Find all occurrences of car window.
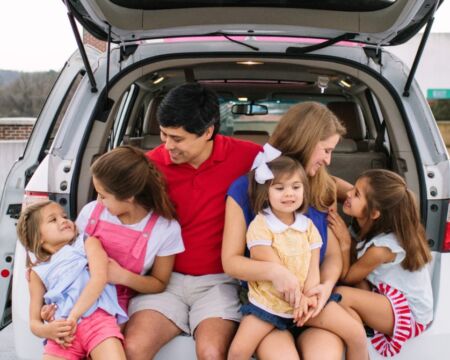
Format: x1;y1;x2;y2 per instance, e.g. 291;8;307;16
40;72;84;161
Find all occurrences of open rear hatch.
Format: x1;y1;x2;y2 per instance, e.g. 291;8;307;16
68;0;441;46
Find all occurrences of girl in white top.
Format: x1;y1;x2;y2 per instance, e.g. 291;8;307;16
328;169;433;357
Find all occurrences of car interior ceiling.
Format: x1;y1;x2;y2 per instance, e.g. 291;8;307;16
79;58;421;213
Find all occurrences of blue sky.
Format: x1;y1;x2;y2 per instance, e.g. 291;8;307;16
1;0;449;72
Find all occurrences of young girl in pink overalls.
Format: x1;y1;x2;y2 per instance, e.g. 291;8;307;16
76;146;184;314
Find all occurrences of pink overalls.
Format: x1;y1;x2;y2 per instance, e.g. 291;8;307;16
85;202;159;312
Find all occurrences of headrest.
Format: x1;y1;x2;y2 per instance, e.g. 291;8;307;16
327;101;365;141
143;95;164;135
333;138;358;153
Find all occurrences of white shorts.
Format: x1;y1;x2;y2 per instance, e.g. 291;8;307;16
128;272;242;335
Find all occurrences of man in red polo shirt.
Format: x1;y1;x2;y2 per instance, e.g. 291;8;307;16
126;83;261;360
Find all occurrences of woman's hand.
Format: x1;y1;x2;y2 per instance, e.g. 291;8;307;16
270;264;302;308
327;209;351;250
304;280;334;318
294;294;317;326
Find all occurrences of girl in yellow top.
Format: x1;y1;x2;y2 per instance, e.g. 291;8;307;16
228;148;368;360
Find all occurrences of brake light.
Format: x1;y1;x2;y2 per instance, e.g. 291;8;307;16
443;201;450;252
22;191;49;209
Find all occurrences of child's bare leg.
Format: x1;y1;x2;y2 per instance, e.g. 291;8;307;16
228;315;276;360
306;302;368;360
90;337;126;360
43;356;66;360
355;280;371;291
335;286;394;336
256;328;300;360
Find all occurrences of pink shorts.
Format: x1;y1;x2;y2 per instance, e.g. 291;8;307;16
371;283;426;357
44;308;124;360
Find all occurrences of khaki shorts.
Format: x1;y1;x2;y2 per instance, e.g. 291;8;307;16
128;272;242;335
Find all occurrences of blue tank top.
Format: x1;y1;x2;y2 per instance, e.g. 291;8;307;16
227;175;328;262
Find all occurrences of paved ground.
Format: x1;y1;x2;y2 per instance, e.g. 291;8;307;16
0;324;17;359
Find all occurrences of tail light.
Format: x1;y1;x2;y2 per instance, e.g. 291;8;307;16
22;191;49;209
442;201;450;252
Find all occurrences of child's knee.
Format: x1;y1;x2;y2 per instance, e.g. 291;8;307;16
228;341;251;360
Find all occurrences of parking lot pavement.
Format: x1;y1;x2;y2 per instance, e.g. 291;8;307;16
0;324;17;359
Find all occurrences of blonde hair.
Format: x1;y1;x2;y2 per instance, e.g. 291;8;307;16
269;102;346;211
91;146;176;219
359;169;432;271
249;156;309;215
16;200;54;265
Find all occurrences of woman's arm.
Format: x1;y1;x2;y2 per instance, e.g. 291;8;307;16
29;271;73;341
67;236;108;323
305;229;342;317
107;254;175;294
341;246;395;285
222;197;301;306
327;208;352;279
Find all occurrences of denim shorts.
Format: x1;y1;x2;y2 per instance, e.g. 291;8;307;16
240;303;294;330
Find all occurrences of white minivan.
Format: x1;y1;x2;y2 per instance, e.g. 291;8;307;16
1;0;449;358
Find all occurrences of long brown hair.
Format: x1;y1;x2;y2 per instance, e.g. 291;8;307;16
269;102;346;211
249;156;309;215
91;146;176;219
359;169;431;271
17;200;55;265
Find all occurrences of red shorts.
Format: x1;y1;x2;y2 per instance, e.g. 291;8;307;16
371;283;426;357
44;308;123;360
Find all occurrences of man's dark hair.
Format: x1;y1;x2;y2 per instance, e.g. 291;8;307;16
157;83;220;139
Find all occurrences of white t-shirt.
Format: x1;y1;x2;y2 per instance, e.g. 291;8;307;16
76;201;184;274
357;232;433;325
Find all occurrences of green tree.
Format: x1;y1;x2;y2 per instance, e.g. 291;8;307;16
0;71;58;117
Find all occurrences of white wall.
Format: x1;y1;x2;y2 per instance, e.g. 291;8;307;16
0;141;27;197
389;33;450;97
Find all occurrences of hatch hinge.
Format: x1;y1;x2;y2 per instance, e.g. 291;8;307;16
403;2;439;97
120;44;139;62
364;47;382;66
286;33;357;55
64;0;98;93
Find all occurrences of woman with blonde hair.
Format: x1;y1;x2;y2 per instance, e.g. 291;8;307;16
223;102;351;359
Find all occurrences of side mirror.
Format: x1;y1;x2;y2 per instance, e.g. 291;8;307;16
231;104;268;115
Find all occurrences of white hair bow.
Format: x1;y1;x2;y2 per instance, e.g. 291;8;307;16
251;143;282;184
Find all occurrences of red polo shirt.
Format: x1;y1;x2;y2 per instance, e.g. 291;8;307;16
148;135;261;275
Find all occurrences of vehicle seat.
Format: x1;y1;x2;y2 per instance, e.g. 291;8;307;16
327;101;387;184
140;95;164;150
